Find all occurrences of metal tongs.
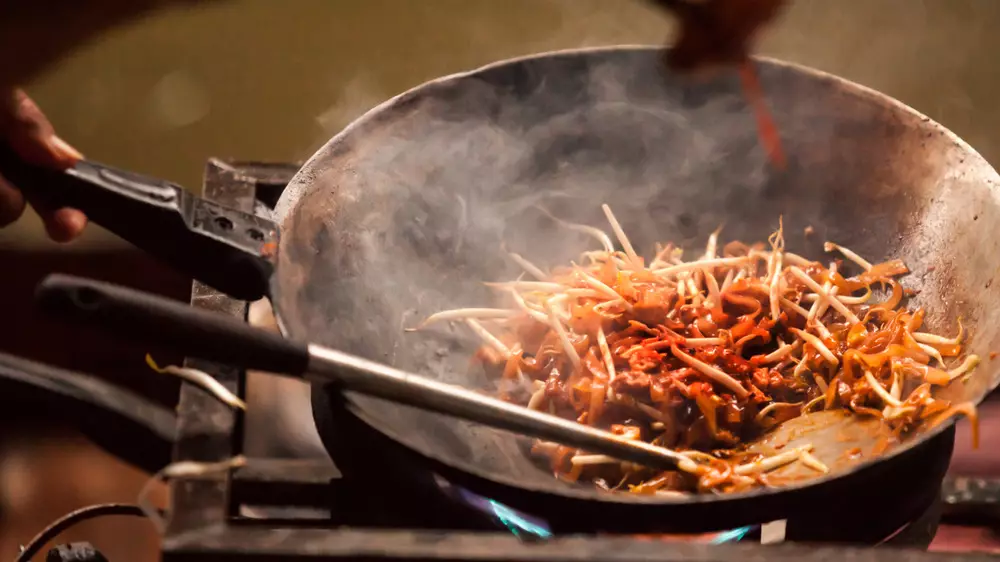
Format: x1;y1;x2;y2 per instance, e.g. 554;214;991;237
36;274;689;472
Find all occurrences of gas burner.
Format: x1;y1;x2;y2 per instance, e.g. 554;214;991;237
13;160;1000;562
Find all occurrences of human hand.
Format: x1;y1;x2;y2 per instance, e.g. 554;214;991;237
0;1;207;243
0;89;88;242
649;0;788;72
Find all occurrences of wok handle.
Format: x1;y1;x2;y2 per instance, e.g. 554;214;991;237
36;274;310;375
0;144;276;301
0;352;176;473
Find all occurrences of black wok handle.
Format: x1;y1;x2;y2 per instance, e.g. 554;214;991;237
0;352;176;473
36;274;310;375
0;144;276;301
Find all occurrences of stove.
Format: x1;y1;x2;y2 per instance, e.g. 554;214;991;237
28;160;1000;562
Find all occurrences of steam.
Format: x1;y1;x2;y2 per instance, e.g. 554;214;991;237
304;1;672;156
250;1;1000;482
284;51;804;386
280;3;982;395
315;74;391;139
262;5;1000;479
276;49;816;475
279;40;969;404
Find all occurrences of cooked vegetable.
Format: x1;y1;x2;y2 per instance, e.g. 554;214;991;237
145;354;246;411
413;206;979;494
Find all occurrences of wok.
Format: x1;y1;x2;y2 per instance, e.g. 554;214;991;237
2;46;998;534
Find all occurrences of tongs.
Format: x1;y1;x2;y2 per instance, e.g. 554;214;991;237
36;274;690;472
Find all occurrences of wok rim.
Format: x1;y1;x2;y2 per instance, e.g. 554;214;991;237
273;45;995;506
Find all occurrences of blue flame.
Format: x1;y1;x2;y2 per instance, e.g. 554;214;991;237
445;481;755;543
452;486;553;538
486;499;555;539
711;526;755;543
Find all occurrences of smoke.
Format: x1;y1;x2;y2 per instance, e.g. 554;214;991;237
302;1;672;157
283;50;795;383
263;2;1000;460
255;0;679;461
275;38;977;399
314;74;391;140
270;47;855;478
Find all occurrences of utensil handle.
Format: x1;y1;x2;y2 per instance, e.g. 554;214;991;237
0;144;276;301
0;352;176;473
304;346;685;471
36;275;684;471
36;274;310;375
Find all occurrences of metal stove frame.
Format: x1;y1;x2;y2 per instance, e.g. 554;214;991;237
158;159;1000;562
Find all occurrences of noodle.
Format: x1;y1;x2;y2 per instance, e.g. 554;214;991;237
413;206;980;494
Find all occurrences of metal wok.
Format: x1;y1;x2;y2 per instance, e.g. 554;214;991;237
3;46;999;534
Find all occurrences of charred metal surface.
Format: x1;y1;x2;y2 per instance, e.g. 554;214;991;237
214;160;301;210
231;459;338;509
165;161;257;537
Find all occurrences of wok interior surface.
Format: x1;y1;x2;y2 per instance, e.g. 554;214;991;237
274;47;1000;503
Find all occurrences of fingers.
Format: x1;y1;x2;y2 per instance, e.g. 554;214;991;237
0;173;87;240
2;89;82;168
664;0;787;72
1;88;87;241
32;199;88;242
0;173;26;227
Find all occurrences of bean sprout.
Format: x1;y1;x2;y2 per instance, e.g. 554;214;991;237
416;207;979;495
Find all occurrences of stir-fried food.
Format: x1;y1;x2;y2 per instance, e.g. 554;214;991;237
413;205;979;494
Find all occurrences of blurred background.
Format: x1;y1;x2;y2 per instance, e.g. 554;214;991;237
2;0;1000;559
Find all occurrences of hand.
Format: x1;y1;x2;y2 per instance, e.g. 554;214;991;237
650;0;787;72
0;89;88;242
0;1;205;243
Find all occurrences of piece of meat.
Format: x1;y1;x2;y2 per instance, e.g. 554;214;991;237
611;370;652;396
